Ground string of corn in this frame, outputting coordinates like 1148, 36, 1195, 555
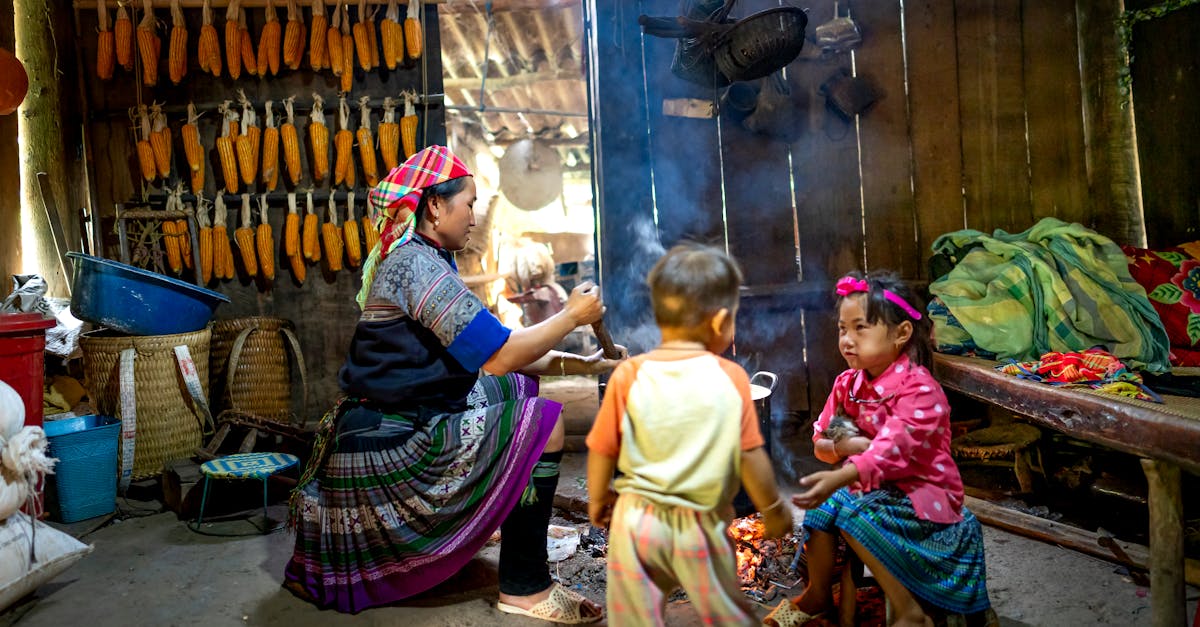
199, 0, 221, 76
281, 96, 302, 185
344, 190, 362, 268
258, 0, 281, 76
168, 0, 187, 84
235, 193, 258, 276
261, 101, 280, 191
136, 0, 159, 86
216, 101, 241, 193
239, 7, 258, 77
258, 194, 276, 281
303, 190, 321, 262
323, 194, 344, 272
96, 3, 115, 80
309, 93, 329, 184
309, 0, 328, 70
357, 96, 379, 187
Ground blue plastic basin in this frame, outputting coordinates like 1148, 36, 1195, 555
66, 252, 229, 336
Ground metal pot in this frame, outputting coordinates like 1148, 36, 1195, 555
734, 371, 778, 517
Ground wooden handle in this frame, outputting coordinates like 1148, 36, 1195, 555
592, 320, 620, 359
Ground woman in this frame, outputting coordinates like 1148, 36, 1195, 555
285, 146, 621, 622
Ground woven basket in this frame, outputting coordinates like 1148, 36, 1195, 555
713, 7, 808, 83
80, 329, 211, 482
209, 317, 306, 425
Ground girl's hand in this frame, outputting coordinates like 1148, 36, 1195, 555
588, 489, 617, 529
834, 435, 872, 458
582, 345, 629, 374
790, 464, 859, 510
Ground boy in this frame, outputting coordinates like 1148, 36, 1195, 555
586, 243, 792, 627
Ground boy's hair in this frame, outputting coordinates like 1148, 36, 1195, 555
647, 242, 743, 328
837, 270, 934, 369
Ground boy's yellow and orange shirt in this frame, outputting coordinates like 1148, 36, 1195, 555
586, 351, 764, 513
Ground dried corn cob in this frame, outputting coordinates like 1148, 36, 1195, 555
135, 105, 157, 182
339, 5, 354, 93
334, 95, 353, 187
239, 8, 258, 77
235, 194, 258, 276
309, 0, 328, 70
217, 101, 241, 193
225, 0, 242, 80
344, 191, 362, 267
257, 194, 276, 281
168, 0, 187, 84
352, 0, 371, 71
404, 0, 422, 60
261, 101, 280, 191
326, 2, 343, 77
323, 195, 344, 272
303, 190, 321, 262
97, 4, 115, 80
137, 0, 159, 86
199, 0, 222, 76
357, 96, 379, 187
182, 103, 205, 192
236, 91, 260, 185
149, 103, 172, 178
361, 209, 379, 253
212, 195, 230, 279
258, 0, 281, 76
309, 93, 329, 184
366, 7, 379, 69
197, 194, 213, 284
379, 96, 400, 172
284, 192, 300, 257
281, 0, 304, 71
281, 96, 302, 185
382, 0, 401, 70
401, 92, 419, 158
177, 217, 192, 269
162, 214, 183, 274
115, 3, 134, 72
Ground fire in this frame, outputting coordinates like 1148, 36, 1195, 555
729, 515, 767, 586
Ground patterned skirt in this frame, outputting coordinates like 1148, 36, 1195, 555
284, 373, 561, 613
803, 487, 991, 614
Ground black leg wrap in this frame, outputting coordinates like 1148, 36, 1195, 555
498, 451, 563, 595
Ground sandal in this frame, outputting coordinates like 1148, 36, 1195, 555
496, 583, 603, 624
763, 599, 823, 627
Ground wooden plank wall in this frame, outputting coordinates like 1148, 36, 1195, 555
0, 6, 18, 301
593, 0, 1121, 466
74, 2, 446, 420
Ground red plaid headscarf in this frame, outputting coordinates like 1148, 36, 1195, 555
357, 145, 472, 308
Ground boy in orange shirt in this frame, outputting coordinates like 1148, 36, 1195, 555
586, 243, 792, 626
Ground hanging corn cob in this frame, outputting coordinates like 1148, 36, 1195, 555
379, 96, 400, 172
284, 192, 300, 257
211, 195, 229, 279
225, 0, 242, 80
136, 0, 159, 86
134, 105, 157, 183
176, 209, 193, 270
365, 5, 379, 69
309, 0, 328, 70
161, 193, 184, 274
198, 0, 222, 76
258, 0, 281, 76
149, 103, 172, 179
281, 0, 305, 71
339, 5, 354, 93
361, 206, 379, 253
261, 101, 280, 191
197, 194, 214, 284
168, 0, 187, 84
97, 3, 115, 80
382, 0, 403, 71
323, 195, 344, 272
352, 0, 372, 72
216, 101, 241, 193
281, 96, 303, 186
404, 0, 422, 61
401, 92, 419, 159
239, 8, 258, 77
236, 91, 260, 185
357, 96, 379, 187
258, 194, 276, 281
183, 103, 205, 193
326, 2, 343, 77
309, 93, 330, 184
235, 194, 258, 276
334, 95, 353, 188
115, 3, 134, 72
303, 190, 321, 262
344, 190, 362, 268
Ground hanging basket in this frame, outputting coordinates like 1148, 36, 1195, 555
209, 317, 307, 426
713, 7, 808, 84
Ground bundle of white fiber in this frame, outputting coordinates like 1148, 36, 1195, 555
0, 381, 55, 521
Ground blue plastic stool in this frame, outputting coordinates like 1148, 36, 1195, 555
191, 452, 299, 534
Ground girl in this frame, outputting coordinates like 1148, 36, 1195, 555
765, 271, 993, 627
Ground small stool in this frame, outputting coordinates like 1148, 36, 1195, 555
952, 423, 1044, 493
191, 452, 299, 534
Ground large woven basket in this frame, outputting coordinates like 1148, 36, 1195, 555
209, 317, 306, 425
80, 329, 211, 482
713, 7, 808, 83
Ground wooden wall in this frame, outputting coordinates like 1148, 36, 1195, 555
74, 1, 446, 421
591, 0, 1144, 465
0, 5, 18, 301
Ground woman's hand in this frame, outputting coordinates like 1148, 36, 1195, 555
790, 464, 859, 510
564, 281, 604, 327
580, 345, 629, 375
833, 435, 871, 458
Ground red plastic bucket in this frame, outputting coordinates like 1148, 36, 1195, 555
0, 312, 56, 428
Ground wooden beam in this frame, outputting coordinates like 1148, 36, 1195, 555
74, 0, 443, 6
442, 68, 582, 91
1141, 459, 1186, 627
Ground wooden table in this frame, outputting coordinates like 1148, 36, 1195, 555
934, 354, 1200, 627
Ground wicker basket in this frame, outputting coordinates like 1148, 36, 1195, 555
713, 7, 808, 83
209, 317, 306, 425
80, 329, 212, 482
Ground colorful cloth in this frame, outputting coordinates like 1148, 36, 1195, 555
929, 217, 1171, 372
357, 145, 473, 309
998, 348, 1162, 402
1121, 242, 1200, 366
605, 492, 755, 627
804, 487, 991, 615
284, 374, 560, 613
811, 355, 965, 524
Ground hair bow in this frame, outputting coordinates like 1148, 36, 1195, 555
834, 275, 923, 320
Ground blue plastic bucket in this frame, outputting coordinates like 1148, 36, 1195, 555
66, 252, 229, 336
44, 414, 121, 523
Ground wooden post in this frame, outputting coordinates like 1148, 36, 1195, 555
0, 4, 20, 300
14, 0, 72, 297
1140, 458, 1185, 627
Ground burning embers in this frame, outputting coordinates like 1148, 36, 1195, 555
728, 513, 801, 602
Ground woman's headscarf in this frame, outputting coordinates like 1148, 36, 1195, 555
356, 145, 472, 308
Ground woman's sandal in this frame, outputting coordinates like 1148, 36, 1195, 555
496, 582, 603, 624
763, 599, 824, 627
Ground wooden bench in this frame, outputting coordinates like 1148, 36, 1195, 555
933, 353, 1200, 627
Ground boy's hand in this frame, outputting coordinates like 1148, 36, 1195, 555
762, 502, 793, 539
833, 435, 871, 458
588, 489, 617, 529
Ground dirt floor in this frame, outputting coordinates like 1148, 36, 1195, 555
3, 377, 1198, 626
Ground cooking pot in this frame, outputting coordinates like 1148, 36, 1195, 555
734, 371, 777, 517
